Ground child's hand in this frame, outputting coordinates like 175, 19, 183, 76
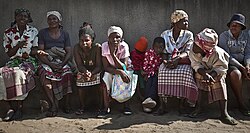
202, 73, 215, 85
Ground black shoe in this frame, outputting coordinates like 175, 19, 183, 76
97, 108, 110, 118
123, 107, 132, 115
3, 109, 15, 122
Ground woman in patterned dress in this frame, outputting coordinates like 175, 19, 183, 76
0, 8, 38, 121
37, 11, 73, 117
156, 10, 198, 115
74, 23, 102, 115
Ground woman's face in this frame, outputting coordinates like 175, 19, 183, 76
47, 15, 60, 28
108, 32, 122, 46
80, 34, 92, 49
175, 17, 189, 30
229, 22, 242, 36
15, 12, 29, 27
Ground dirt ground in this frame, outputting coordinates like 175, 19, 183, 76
1, 100, 250, 133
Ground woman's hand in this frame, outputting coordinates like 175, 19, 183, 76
117, 69, 130, 83
49, 63, 63, 72
37, 50, 49, 56
17, 41, 27, 48
241, 66, 250, 80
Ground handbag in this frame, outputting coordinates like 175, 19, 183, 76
111, 66, 138, 103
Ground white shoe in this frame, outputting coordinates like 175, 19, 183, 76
142, 97, 156, 108
143, 107, 152, 113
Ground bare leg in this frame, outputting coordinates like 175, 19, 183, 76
102, 85, 110, 111
219, 100, 237, 125
43, 79, 57, 116
189, 90, 203, 118
78, 88, 85, 109
229, 70, 247, 109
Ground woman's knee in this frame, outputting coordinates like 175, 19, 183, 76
229, 70, 242, 80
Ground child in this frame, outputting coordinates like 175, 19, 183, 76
98, 26, 133, 118
130, 36, 148, 99
141, 37, 165, 113
189, 28, 237, 125
73, 23, 102, 115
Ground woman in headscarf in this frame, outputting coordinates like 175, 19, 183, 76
0, 8, 38, 121
189, 28, 237, 125
156, 10, 198, 115
219, 13, 250, 116
97, 26, 133, 118
74, 23, 102, 115
37, 11, 73, 117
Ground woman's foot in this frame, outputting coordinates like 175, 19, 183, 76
46, 106, 58, 117
123, 107, 132, 115
3, 109, 15, 122
97, 108, 110, 118
75, 108, 85, 115
188, 108, 202, 118
239, 107, 250, 117
219, 116, 238, 125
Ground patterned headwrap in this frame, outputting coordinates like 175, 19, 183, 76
195, 28, 218, 57
47, 11, 62, 21
171, 10, 188, 24
79, 25, 96, 41
11, 8, 33, 27
108, 26, 123, 38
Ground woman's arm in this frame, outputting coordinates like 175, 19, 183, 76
91, 46, 102, 75
73, 45, 87, 73
61, 46, 72, 67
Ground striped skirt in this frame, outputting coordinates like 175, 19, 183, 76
158, 64, 198, 104
38, 64, 73, 100
195, 73, 227, 104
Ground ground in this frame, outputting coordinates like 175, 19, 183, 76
1, 102, 250, 133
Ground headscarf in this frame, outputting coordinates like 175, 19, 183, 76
108, 26, 123, 38
79, 25, 96, 41
195, 28, 218, 57
11, 8, 33, 27
47, 11, 62, 21
171, 10, 188, 24
134, 36, 148, 52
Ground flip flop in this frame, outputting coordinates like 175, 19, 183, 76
220, 116, 238, 125
239, 109, 250, 117
3, 109, 15, 122
75, 109, 85, 115
188, 110, 203, 118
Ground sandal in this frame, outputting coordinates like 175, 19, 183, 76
3, 109, 15, 122
239, 108, 250, 117
75, 109, 85, 115
188, 109, 203, 118
46, 108, 58, 117
220, 116, 238, 125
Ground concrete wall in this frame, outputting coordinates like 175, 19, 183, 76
0, 0, 250, 66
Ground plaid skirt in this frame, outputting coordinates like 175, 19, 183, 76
158, 64, 198, 104
38, 64, 73, 100
0, 61, 36, 100
195, 73, 227, 104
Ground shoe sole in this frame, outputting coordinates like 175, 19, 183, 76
142, 102, 156, 108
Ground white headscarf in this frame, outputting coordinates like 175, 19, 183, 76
108, 26, 123, 38
47, 11, 62, 21
171, 10, 188, 24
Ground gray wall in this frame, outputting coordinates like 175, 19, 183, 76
0, 0, 250, 66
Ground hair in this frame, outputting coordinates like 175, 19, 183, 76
153, 37, 165, 47
11, 8, 32, 27
78, 22, 96, 41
